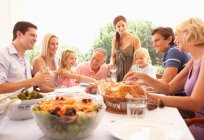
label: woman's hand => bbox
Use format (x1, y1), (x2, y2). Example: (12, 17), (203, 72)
(123, 71), (142, 81)
(108, 63), (115, 69)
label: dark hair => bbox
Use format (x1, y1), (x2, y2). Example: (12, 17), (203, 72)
(151, 27), (175, 45)
(113, 15), (127, 48)
(12, 21), (37, 41)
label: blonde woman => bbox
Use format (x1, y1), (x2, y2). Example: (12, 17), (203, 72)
(131, 48), (156, 78)
(124, 18), (204, 140)
(33, 33), (59, 92)
(56, 50), (96, 87)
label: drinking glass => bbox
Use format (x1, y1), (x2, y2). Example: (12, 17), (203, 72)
(126, 96), (147, 118)
(110, 67), (117, 82)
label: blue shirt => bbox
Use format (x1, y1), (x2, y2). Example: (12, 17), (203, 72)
(0, 44), (32, 84)
(163, 45), (191, 73)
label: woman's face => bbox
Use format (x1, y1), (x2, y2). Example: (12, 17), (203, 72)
(48, 37), (58, 56)
(115, 20), (127, 35)
(174, 32), (187, 52)
(151, 33), (171, 53)
(66, 53), (77, 68)
(135, 54), (148, 68)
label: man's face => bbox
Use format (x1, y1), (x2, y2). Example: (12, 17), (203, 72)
(20, 27), (37, 50)
(151, 33), (170, 53)
(90, 51), (105, 71)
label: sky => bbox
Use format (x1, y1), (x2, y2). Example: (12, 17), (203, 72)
(5, 0), (204, 52)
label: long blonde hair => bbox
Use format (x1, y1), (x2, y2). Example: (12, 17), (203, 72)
(58, 50), (76, 76)
(175, 18), (204, 45)
(41, 33), (58, 69)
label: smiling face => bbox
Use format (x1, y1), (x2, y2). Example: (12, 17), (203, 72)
(90, 51), (105, 72)
(20, 27), (37, 50)
(115, 20), (127, 36)
(151, 33), (171, 53)
(174, 32), (187, 52)
(48, 36), (59, 56)
(65, 52), (77, 68)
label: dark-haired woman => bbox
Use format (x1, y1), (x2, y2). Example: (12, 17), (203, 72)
(110, 15), (141, 82)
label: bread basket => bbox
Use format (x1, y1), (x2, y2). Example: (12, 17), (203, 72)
(99, 82), (145, 114)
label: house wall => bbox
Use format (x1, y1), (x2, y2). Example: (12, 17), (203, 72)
(0, 0), (11, 47)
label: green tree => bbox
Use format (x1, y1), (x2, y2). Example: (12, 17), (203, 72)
(92, 20), (163, 66)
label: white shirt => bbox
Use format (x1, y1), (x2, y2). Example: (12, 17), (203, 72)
(131, 64), (156, 78)
(0, 44), (32, 84)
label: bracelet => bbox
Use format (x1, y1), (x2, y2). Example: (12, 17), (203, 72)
(157, 99), (164, 108)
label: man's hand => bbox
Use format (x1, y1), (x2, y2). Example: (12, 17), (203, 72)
(32, 71), (50, 86)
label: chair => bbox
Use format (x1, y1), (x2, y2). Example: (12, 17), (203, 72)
(185, 117), (204, 126)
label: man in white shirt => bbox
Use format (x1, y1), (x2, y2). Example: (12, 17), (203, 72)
(0, 21), (50, 94)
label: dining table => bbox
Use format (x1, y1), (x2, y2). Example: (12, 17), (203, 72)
(0, 85), (195, 140)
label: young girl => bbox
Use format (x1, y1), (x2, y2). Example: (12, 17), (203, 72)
(131, 48), (156, 78)
(56, 50), (96, 87)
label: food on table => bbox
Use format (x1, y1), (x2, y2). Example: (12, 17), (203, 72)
(11, 89), (43, 100)
(85, 84), (98, 94)
(101, 81), (145, 98)
(31, 95), (104, 140)
(7, 90), (45, 120)
(99, 81), (145, 114)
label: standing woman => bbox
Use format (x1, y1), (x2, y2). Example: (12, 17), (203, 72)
(110, 15), (141, 82)
(33, 33), (59, 92)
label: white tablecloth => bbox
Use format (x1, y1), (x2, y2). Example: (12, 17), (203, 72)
(0, 86), (195, 140)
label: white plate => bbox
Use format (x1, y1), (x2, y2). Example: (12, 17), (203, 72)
(80, 82), (92, 87)
(107, 118), (183, 140)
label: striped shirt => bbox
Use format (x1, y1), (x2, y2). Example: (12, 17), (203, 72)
(163, 45), (191, 73)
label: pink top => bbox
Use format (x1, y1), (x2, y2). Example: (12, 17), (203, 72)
(56, 69), (76, 87)
(76, 61), (109, 80)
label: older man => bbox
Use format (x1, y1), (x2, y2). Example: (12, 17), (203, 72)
(76, 48), (109, 80)
(0, 21), (50, 94)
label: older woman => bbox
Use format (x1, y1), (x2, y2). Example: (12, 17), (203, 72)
(124, 17), (204, 140)
(33, 33), (59, 92)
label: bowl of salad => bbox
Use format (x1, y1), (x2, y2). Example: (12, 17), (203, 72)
(7, 89), (45, 120)
(31, 93), (104, 140)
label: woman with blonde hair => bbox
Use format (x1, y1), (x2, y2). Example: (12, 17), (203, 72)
(56, 50), (96, 87)
(33, 33), (59, 92)
(124, 17), (204, 140)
